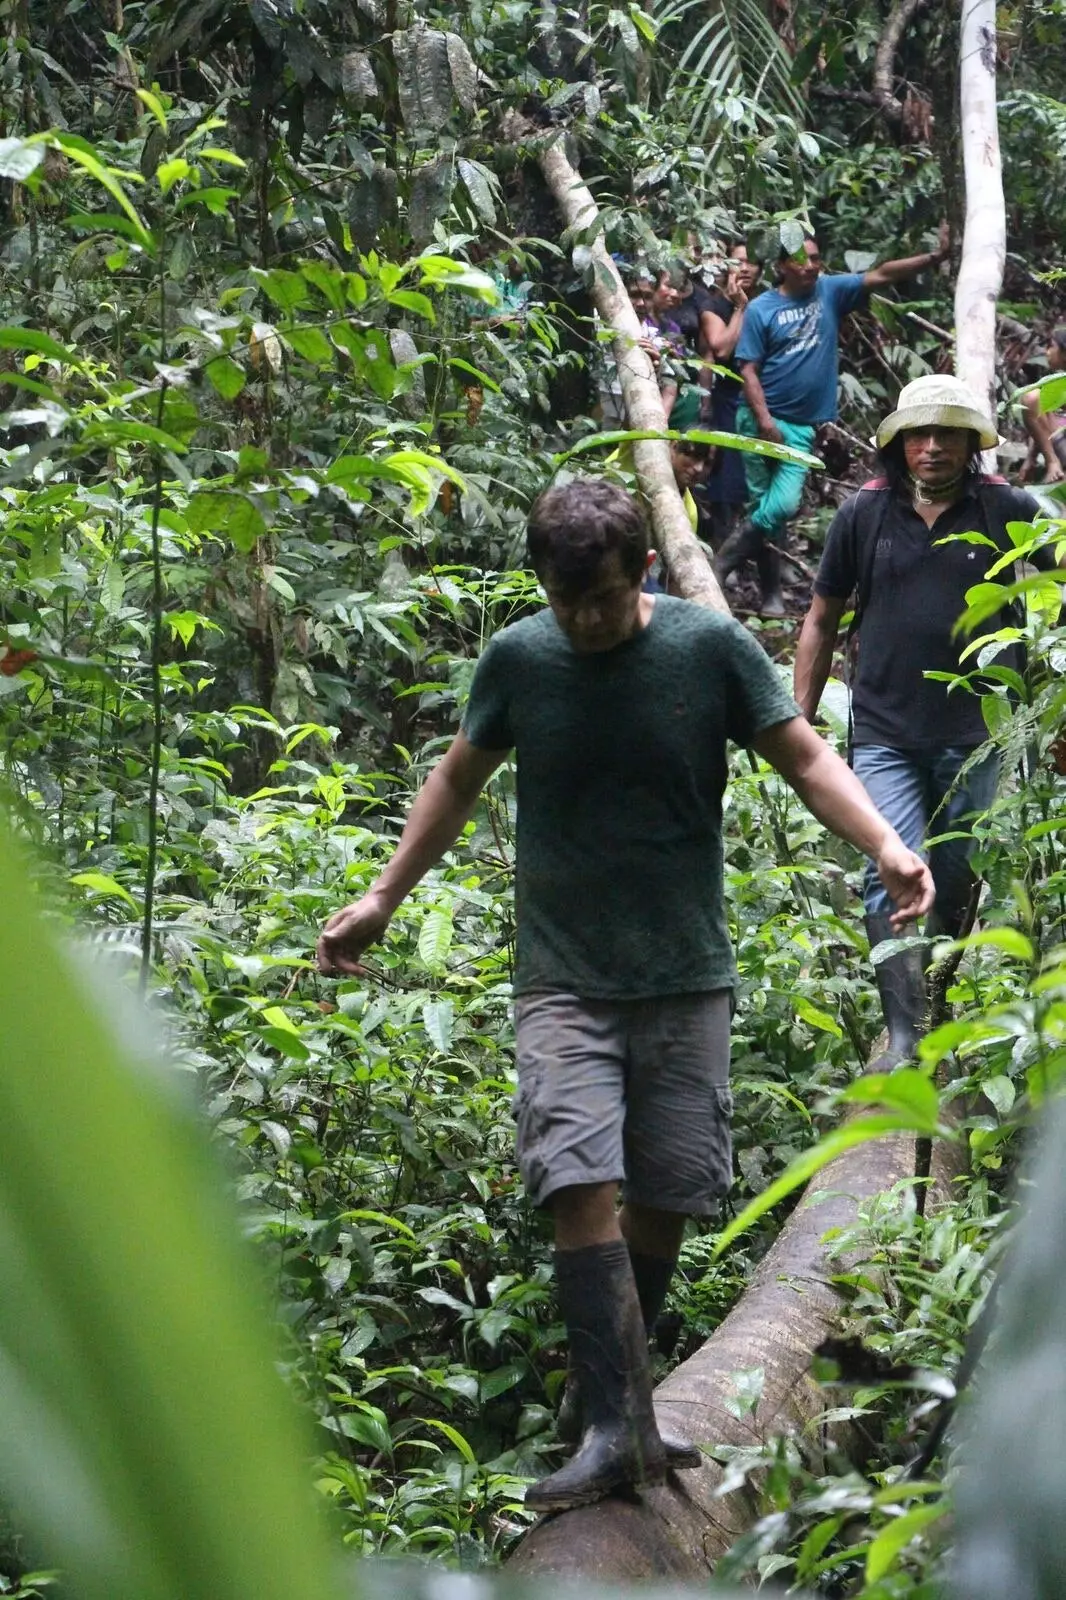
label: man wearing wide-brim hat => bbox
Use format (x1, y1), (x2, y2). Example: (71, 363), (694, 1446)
(793, 374), (1056, 1065)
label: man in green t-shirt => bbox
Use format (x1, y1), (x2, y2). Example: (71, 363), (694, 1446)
(317, 479), (933, 1514)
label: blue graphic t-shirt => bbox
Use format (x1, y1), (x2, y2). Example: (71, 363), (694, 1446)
(735, 273), (866, 424)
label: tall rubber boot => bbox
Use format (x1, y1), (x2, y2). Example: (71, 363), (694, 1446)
(527, 1241), (667, 1512)
(756, 542), (786, 617)
(865, 911), (926, 1070)
(713, 518), (761, 586)
(556, 1249), (700, 1468)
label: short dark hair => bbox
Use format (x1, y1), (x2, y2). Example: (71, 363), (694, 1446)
(526, 480), (649, 592)
(877, 430), (982, 492)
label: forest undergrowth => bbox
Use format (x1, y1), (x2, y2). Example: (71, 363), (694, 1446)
(2, 25), (1066, 1589)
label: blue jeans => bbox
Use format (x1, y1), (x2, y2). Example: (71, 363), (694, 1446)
(851, 744), (999, 921)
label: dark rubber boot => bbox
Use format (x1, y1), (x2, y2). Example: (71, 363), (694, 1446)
(866, 911), (926, 1069)
(756, 543), (785, 617)
(713, 518), (761, 586)
(556, 1249), (700, 1470)
(528, 1241), (667, 1512)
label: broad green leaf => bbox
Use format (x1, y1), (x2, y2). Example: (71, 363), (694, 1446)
(283, 325), (335, 365)
(954, 927), (1034, 962)
(419, 1417), (478, 1466)
(422, 998), (455, 1053)
(251, 268), (310, 314)
(70, 871), (138, 911)
(0, 327), (75, 363)
(204, 354), (246, 400)
(0, 831), (343, 1600)
(417, 907), (453, 970)
(982, 1074), (1016, 1116)
(865, 1502), (948, 1582)
(187, 490), (266, 550)
(134, 88), (168, 129)
(156, 157), (190, 194)
(842, 1068), (940, 1128)
(794, 995), (842, 1036)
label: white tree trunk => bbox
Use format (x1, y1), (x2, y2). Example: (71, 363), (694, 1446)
(955, 0), (1004, 454)
(537, 135), (730, 614)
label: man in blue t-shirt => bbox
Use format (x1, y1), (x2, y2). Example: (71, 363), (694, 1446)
(716, 231), (949, 616)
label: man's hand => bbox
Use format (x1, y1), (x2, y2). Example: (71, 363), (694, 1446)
(934, 219), (951, 264)
(758, 418), (784, 445)
(876, 837), (935, 930)
(317, 890), (394, 976)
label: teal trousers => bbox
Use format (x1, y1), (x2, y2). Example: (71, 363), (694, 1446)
(736, 404), (816, 545)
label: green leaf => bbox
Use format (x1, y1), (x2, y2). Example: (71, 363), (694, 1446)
(555, 427), (823, 470)
(70, 871), (139, 911)
(793, 996), (842, 1036)
(982, 1074), (1016, 1116)
(955, 927), (1035, 962)
(204, 354), (246, 400)
(251, 268), (310, 314)
(134, 88), (168, 129)
(187, 490), (266, 550)
(712, 1114), (944, 1259)
(0, 327), (75, 363)
(0, 829), (343, 1600)
(417, 907), (453, 971)
(283, 325), (335, 365)
(419, 1417), (478, 1467)
(422, 998), (454, 1053)
(841, 1068), (940, 1128)
(49, 134), (152, 251)
(156, 157), (190, 194)
(0, 137), (45, 181)
(458, 157), (497, 224)
(386, 288), (436, 322)
(865, 1501), (948, 1582)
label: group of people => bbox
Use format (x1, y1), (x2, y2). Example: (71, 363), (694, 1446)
(315, 237), (1061, 1516)
(623, 228), (971, 614)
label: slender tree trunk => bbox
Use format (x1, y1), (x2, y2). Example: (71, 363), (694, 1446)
(537, 134), (729, 614)
(954, 0), (1004, 437)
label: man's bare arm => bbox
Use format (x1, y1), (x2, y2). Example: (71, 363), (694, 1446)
(740, 360), (782, 444)
(317, 733), (509, 974)
(752, 716), (934, 925)
(863, 247), (946, 291)
(1022, 389), (1066, 484)
(794, 592), (846, 721)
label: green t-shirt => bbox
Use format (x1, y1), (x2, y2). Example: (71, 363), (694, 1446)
(461, 594), (799, 999)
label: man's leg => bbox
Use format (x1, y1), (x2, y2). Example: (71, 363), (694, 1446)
(851, 745), (929, 1066)
(925, 747), (999, 939)
(720, 411), (815, 612)
(714, 405), (769, 586)
(513, 996), (669, 1512)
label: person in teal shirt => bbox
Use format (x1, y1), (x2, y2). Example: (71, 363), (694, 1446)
(316, 479), (933, 1514)
(717, 230), (950, 615)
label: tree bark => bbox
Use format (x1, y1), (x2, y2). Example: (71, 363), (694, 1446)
(954, 0), (1004, 439)
(536, 134), (730, 615)
(509, 1124), (961, 1578)
(872, 0), (927, 130)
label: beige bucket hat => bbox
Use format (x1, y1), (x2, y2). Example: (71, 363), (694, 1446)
(875, 374), (999, 450)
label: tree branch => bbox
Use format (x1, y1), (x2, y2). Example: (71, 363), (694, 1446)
(872, 0), (929, 127)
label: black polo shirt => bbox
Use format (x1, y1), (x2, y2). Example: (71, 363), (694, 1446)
(815, 477), (1046, 749)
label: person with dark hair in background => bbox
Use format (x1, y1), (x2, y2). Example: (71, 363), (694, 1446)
(318, 477), (933, 1514)
(1021, 325), (1066, 485)
(794, 375), (1054, 1068)
(718, 229), (950, 615)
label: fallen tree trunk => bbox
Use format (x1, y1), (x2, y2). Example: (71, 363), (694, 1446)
(508, 1127), (958, 1579)
(536, 134), (729, 614)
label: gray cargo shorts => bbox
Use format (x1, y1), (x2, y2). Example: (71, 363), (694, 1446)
(512, 989), (733, 1215)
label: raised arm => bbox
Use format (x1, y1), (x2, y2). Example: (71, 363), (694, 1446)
(752, 716), (934, 925)
(317, 732), (508, 975)
(794, 592), (847, 721)
(863, 237), (948, 291)
(740, 360), (782, 445)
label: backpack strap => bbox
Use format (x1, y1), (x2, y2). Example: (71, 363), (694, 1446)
(848, 483), (894, 640)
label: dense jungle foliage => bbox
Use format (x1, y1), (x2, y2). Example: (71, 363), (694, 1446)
(3, 0), (1066, 1594)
